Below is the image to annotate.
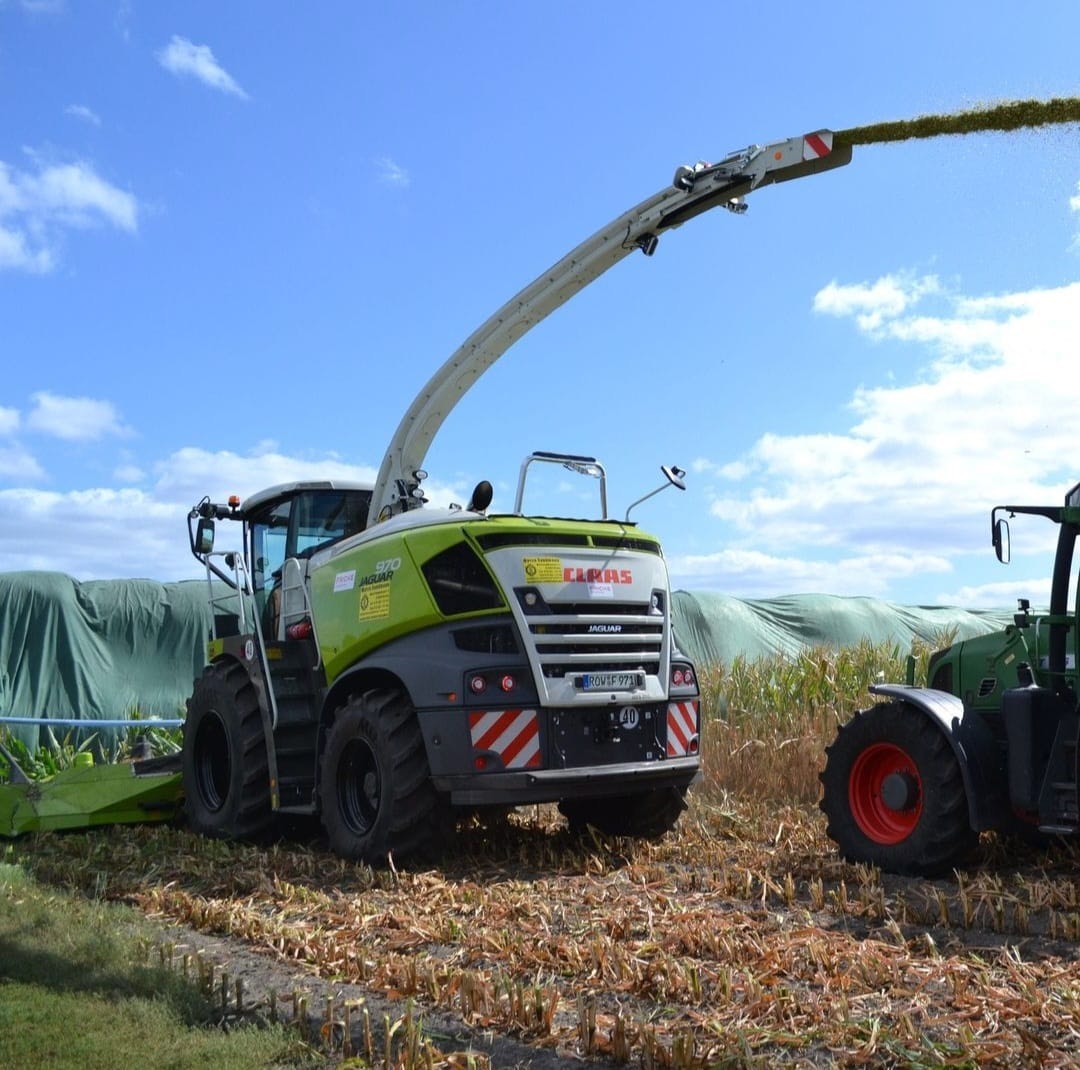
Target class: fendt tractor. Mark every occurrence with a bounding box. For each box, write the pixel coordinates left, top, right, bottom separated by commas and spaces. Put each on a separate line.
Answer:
182, 131, 852, 864
822, 482, 1080, 875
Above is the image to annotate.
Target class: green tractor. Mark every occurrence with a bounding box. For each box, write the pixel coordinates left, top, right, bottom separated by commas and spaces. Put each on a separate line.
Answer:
821, 481, 1080, 874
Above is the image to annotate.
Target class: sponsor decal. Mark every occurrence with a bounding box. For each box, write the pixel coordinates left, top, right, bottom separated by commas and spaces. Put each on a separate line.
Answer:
358, 580, 391, 621
587, 582, 614, 599
523, 556, 563, 584
469, 709, 541, 769
333, 569, 357, 593
666, 700, 700, 757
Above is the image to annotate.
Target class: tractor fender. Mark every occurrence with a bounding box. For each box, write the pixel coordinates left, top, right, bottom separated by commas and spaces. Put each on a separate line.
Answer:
868, 684, 1006, 831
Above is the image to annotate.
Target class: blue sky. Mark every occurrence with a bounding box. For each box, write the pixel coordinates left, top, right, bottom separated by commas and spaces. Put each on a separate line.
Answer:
1, 1, 1078, 608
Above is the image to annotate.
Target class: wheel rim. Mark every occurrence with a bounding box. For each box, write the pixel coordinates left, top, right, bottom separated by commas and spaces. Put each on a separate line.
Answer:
194, 710, 230, 813
337, 737, 381, 836
848, 742, 922, 844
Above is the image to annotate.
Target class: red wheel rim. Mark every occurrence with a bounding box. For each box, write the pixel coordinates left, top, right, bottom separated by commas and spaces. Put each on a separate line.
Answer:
848, 742, 922, 844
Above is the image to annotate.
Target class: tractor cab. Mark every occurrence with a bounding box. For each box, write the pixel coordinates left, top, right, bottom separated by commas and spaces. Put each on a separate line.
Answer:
188, 481, 372, 641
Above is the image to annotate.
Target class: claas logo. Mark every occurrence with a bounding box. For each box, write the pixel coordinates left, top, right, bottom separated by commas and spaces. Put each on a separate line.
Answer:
563, 567, 633, 584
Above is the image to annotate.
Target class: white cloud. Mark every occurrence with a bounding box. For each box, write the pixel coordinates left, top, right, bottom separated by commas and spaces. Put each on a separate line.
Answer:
156, 36, 249, 100
376, 156, 410, 188
668, 547, 952, 599
0, 441, 468, 580
26, 392, 132, 441
0, 157, 138, 272
113, 464, 145, 484
813, 273, 941, 332
65, 104, 101, 126
935, 577, 1052, 611
693, 262, 1080, 602
0, 406, 20, 436
0, 445, 44, 481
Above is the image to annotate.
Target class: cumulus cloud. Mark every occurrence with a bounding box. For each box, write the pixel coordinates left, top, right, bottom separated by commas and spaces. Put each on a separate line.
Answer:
26, 392, 132, 441
157, 36, 249, 99
0, 157, 138, 272
376, 156, 410, 188
813, 273, 941, 332
667, 546, 953, 599
0, 446, 45, 481
693, 259, 1080, 602
0, 406, 20, 436
0, 440, 470, 580
64, 104, 101, 126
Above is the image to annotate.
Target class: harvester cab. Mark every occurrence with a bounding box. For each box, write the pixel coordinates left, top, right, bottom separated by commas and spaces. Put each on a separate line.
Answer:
179, 129, 852, 864
821, 480, 1080, 875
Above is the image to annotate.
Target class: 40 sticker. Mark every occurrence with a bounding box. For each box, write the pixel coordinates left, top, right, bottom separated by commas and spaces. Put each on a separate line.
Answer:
359, 580, 391, 621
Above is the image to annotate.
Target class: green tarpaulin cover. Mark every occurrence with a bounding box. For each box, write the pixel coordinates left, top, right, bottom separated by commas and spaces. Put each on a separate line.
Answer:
0, 572, 1016, 746
0, 572, 212, 748
671, 590, 1013, 665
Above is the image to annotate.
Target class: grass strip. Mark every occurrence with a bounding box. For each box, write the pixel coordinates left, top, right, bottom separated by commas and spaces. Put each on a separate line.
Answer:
0, 859, 315, 1070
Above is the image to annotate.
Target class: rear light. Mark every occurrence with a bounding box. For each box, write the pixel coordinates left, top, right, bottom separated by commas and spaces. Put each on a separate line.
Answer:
500, 674, 515, 693
469, 675, 487, 695
672, 666, 696, 689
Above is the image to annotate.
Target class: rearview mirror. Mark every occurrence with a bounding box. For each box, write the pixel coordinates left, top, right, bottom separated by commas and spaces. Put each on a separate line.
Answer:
992, 517, 1010, 564
196, 518, 216, 555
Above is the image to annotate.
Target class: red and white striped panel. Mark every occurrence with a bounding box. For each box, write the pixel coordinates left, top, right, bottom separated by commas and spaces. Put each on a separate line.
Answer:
802, 131, 833, 160
469, 709, 541, 769
666, 701, 699, 758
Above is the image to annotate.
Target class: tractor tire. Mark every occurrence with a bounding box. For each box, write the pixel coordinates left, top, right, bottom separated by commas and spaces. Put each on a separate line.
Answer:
182, 661, 274, 841
559, 786, 688, 840
820, 702, 976, 876
319, 688, 445, 865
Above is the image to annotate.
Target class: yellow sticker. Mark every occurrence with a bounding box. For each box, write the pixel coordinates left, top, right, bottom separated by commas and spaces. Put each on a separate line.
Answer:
523, 556, 563, 584
359, 580, 391, 621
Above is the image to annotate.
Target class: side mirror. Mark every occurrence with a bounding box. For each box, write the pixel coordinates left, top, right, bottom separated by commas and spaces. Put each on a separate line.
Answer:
624, 464, 688, 522
195, 518, 216, 555
992, 516, 1010, 564
661, 464, 687, 492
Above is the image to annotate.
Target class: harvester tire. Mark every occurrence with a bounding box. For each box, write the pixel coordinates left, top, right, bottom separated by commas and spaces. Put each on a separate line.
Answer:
319, 688, 444, 865
182, 661, 273, 841
559, 786, 688, 839
820, 702, 976, 876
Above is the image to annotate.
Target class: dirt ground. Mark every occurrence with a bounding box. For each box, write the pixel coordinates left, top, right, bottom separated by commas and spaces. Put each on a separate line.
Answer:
15, 800, 1080, 1067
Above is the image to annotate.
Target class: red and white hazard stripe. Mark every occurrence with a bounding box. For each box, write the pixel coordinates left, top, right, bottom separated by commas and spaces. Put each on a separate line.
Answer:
802, 131, 833, 160
469, 709, 541, 769
666, 701, 699, 758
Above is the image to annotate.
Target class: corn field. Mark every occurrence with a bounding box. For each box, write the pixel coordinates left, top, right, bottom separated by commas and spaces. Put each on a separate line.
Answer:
11, 638, 1080, 1067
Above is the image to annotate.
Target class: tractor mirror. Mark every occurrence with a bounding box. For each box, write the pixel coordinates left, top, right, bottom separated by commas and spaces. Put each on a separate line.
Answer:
195, 518, 216, 555
993, 517, 1010, 564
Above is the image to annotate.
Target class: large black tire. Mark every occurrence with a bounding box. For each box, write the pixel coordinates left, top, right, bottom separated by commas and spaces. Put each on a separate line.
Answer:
559, 786, 688, 840
319, 688, 445, 865
181, 661, 274, 840
820, 702, 976, 876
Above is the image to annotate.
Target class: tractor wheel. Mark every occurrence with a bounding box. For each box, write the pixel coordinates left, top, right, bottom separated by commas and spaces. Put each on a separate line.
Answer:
820, 702, 976, 876
182, 661, 274, 840
559, 786, 688, 840
319, 688, 445, 865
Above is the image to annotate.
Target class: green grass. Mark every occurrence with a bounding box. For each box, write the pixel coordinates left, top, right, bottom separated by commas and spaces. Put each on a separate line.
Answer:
0, 858, 317, 1070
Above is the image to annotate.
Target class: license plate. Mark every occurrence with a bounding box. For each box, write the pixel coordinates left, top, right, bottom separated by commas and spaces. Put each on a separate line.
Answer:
576, 671, 642, 691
